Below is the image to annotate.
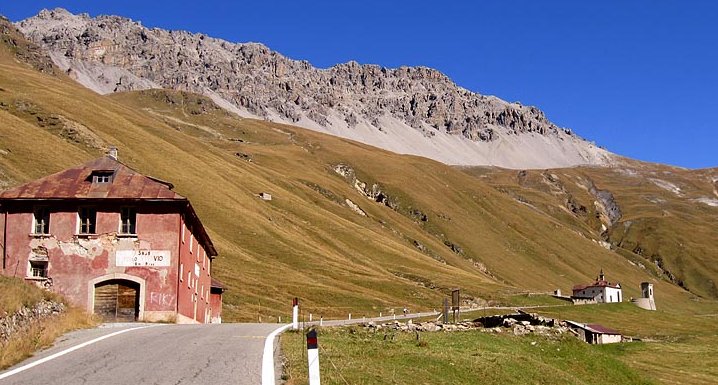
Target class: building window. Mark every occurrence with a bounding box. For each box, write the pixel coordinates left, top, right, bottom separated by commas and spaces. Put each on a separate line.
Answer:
29, 260, 48, 278
120, 207, 137, 235
78, 207, 97, 234
180, 263, 184, 282
33, 207, 50, 235
91, 171, 114, 184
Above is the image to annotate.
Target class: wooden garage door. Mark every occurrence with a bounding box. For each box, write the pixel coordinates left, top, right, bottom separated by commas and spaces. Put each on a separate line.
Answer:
94, 280, 139, 322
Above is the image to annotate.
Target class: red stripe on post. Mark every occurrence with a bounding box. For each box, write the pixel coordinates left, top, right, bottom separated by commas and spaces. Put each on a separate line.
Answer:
306, 329, 318, 349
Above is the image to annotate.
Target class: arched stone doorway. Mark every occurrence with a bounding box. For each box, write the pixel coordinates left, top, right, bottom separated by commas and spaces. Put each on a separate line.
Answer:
89, 274, 145, 322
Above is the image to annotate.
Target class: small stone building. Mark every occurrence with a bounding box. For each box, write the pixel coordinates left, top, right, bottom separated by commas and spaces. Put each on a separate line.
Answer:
566, 321, 622, 344
0, 154, 222, 323
572, 270, 622, 303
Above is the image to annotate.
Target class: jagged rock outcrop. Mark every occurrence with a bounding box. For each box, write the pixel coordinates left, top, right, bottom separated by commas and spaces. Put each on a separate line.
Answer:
16, 8, 615, 168
587, 182, 622, 228
0, 16, 58, 74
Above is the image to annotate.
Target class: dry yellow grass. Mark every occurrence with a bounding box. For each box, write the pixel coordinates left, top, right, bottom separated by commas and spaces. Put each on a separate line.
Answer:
0, 307, 96, 370
0, 276, 53, 316
0, 43, 715, 321
0, 277, 97, 370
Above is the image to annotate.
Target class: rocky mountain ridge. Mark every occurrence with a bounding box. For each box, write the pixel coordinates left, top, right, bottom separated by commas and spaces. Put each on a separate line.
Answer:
16, 8, 615, 168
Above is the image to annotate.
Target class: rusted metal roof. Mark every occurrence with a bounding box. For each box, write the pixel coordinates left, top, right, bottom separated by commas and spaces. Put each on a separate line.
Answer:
0, 156, 217, 256
211, 277, 226, 290
572, 279, 621, 292
585, 323, 621, 335
0, 157, 184, 200
566, 320, 621, 335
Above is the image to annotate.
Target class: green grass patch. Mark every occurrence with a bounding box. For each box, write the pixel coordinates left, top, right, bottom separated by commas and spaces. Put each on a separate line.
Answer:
503, 294, 570, 308
281, 327, 654, 385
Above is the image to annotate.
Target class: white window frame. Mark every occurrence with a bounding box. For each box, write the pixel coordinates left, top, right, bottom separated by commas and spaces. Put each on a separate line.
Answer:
91, 171, 114, 184
77, 206, 97, 235
28, 260, 48, 278
32, 206, 50, 235
119, 207, 137, 235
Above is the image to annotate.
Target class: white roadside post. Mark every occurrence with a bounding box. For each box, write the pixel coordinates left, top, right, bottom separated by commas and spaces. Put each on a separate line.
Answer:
307, 328, 321, 385
292, 297, 300, 330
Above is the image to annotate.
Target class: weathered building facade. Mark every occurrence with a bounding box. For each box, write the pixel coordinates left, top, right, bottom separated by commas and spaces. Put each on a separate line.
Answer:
0, 155, 221, 323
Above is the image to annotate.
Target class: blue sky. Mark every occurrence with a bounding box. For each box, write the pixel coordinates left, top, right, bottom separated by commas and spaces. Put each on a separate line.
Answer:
3, 1, 717, 168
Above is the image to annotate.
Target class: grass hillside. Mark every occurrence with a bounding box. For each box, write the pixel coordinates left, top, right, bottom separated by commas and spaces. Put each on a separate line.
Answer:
463, 165, 718, 300
0, 24, 716, 326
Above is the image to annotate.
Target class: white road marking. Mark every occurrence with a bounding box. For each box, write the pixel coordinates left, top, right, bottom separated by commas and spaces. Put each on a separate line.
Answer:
261, 323, 292, 385
0, 325, 160, 380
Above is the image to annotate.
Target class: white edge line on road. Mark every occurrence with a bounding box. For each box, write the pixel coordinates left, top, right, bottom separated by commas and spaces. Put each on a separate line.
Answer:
0, 324, 160, 380
261, 323, 292, 385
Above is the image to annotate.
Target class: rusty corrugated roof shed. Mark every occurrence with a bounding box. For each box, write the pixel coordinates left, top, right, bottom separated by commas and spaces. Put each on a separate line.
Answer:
0, 156, 217, 256
566, 320, 621, 335
585, 323, 621, 335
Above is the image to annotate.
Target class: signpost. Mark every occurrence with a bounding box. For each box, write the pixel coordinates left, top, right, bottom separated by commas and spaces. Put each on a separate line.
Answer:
306, 328, 321, 385
442, 297, 449, 324
451, 288, 460, 324
292, 297, 299, 330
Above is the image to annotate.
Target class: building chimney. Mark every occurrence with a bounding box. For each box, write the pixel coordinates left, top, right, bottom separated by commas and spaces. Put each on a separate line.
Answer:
108, 146, 118, 160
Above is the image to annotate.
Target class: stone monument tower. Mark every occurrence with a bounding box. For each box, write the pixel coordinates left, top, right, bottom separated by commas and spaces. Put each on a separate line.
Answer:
632, 282, 656, 310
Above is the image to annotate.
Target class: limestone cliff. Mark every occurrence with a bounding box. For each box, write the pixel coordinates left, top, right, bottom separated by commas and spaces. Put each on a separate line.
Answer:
17, 8, 615, 168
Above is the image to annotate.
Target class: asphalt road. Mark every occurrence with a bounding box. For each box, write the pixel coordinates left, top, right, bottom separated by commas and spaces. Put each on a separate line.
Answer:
0, 310, 494, 385
310, 311, 440, 327
0, 323, 282, 385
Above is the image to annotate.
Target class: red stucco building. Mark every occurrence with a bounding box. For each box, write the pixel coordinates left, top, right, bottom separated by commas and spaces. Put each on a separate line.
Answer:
0, 154, 224, 323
